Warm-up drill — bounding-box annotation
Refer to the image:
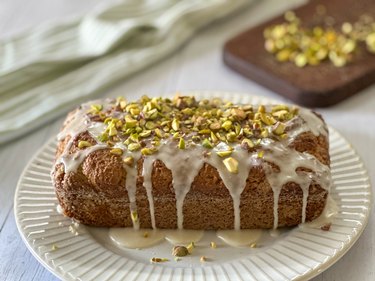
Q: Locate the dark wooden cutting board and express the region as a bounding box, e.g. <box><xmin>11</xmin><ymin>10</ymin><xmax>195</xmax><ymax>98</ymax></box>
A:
<box><xmin>223</xmin><ymin>0</ymin><xmax>375</xmax><ymax>107</ymax></box>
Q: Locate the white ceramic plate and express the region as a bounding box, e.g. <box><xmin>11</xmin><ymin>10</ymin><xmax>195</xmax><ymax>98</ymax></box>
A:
<box><xmin>15</xmin><ymin>92</ymin><xmax>371</xmax><ymax>281</ymax></box>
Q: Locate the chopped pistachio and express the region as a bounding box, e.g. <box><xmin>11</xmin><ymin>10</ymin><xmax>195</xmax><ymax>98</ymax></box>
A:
<box><xmin>226</xmin><ymin>132</ymin><xmax>237</xmax><ymax>142</ymax></box>
<box><xmin>172</xmin><ymin>118</ymin><xmax>180</xmax><ymax>131</ymax></box>
<box><xmin>130</xmin><ymin>133</ymin><xmax>139</xmax><ymax>142</ymax></box>
<box><xmin>210</xmin><ymin>131</ymin><xmax>219</xmax><ymax>143</ymax></box>
<box><xmin>124</xmin><ymin>115</ymin><xmax>137</xmax><ymax>128</ymax></box>
<box><xmin>199</xmin><ymin>129</ymin><xmax>211</xmax><ymax>135</ymax></box>
<box><xmin>172</xmin><ymin>246</ymin><xmax>189</xmax><ymax>257</ymax></box>
<box><xmin>128</xmin><ymin>143</ymin><xmax>141</xmax><ymax>151</ymax></box>
<box><xmin>280</xmin><ymin>133</ymin><xmax>288</xmax><ymax>139</ymax></box>
<box><xmin>295</xmin><ymin>53</ymin><xmax>307</xmax><ymax>67</ymax></box>
<box><xmin>106</xmin><ymin>140</ymin><xmax>115</xmax><ymax>147</ymax></box>
<box><xmin>78</xmin><ymin>140</ymin><xmax>92</xmax><ymax>149</ymax></box>
<box><xmin>151</xmin><ymin>139</ymin><xmax>161</xmax><ymax>146</ymax></box>
<box><xmin>178</xmin><ymin>137</ymin><xmax>186</xmax><ymax>149</ymax></box>
<box><xmin>139</xmin><ymin>130</ymin><xmax>151</xmax><ymax>138</ymax></box>
<box><xmin>123</xmin><ymin>156</ymin><xmax>134</xmax><ymax>166</ymax></box>
<box><xmin>182</xmin><ymin>108</ymin><xmax>194</xmax><ymax>115</ymax></box>
<box><xmin>143</xmin><ymin>232</ymin><xmax>149</xmax><ymax>238</ymax></box>
<box><xmin>250</xmin><ymin>243</ymin><xmax>257</xmax><ymax>248</ymax></box>
<box><xmin>200</xmin><ymin>256</ymin><xmax>207</xmax><ymax>263</ymax></box>
<box><xmin>130</xmin><ymin>108</ymin><xmax>140</xmax><ymax>116</ymax></box>
<box><xmin>272</xmin><ymin>110</ymin><xmax>289</xmax><ymax>120</ymax></box>
<box><xmin>110</xmin><ymin>148</ymin><xmax>123</xmax><ymax>155</ymax></box>
<box><xmin>120</xmin><ymin>100</ymin><xmax>127</xmax><ymax>109</ymax></box>
<box><xmin>202</xmin><ymin>139</ymin><xmax>213</xmax><ymax>149</ymax></box>
<box><xmin>209</xmin><ymin>122</ymin><xmax>221</xmax><ymax>131</ymax></box>
<box><xmin>258</xmin><ymin>105</ymin><xmax>266</xmax><ymax>113</ymax></box>
<box><xmin>210</xmin><ymin>242</ymin><xmax>217</xmax><ymax>249</ymax></box>
<box><xmin>261</xmin><ymin>129</ymin><xmax>269</xmax><ymax>138</ymax></box>
<box><xmin>51</xmin><ymin>244</ymin><xmax>58</xmax><ymax>251</ymax></box>
<box><xmin>243</xmin><ymin>128</ymin><xmax>253</xmax><ymax>137</ymax></box>
<box><xmin>223</xmin><ymin>157</ymin><xmax>239</xmax><ymax>174</ymax></box>
<box><xmin>260</xmin><ymin>113</ymin><xmax>276</xmax><ymax>125</ymax></box>
<box><xmin>150</xmin><ymin>257</ymin><xmax>169</xmax><ymax>263</ymax></box>
<box><xmin>145</xmin><ymin>121</ymin><xmax>156</xmax><ymax>130</ymax></box>
<box><xmin>216</xmin><ymin>150</ymin><xmax>232</xmax><ymax>157</ymax></box>
<box><xmin>131</xmin><ymin>211</ymin><xmax>138</xmax><ymax>223</ymax></box>
<box><xmin>258</xmin><ymin>151</ymin><xmax>264</xmax><ymax>158</ymax></box>
<box><xmin>173</xmin><ymin>132</ymin><xmax>180</xmax><ymax>139</ymax></box>
<box><xmin>90</xmin><ymin>104</ymin><xmax>103</xmax><ymax>112</ymax></box>
<box><xmin>221</xmin><ymin>120</ymin><xmax>232</xmax><ymax>131</ymax></box>
<box><xmin>141</xmin><ymin>147</ymin><xmax>157</xmax><ymax>155</ymax></box>
<box><xmin>108</xmin><ymin>126</ymin><xmax>117</xmax><ymax>137</ymax></box>
<box><xmin>241</xmin><ymin>138</ymin><xmax>254</xmax><ymax>149</ymax></box>
<box><xmin>231</xmin><ymin>108</ymin><xmax>246</xmax><ymax>120</ymax></box>
<box><xmin>192</xmin><ymin>135</ymin><xmax>201</xmax><ymax>143</ymax></box>
<box><xmin>272</xmin><ymin>122</ymin><xmax>286</xmax><ymax>135</ymax></box>
<box><xmin>234</xmin><ymin>123</ymin><xmax>241</xmax><ymax>135</ymax></box>
<box><xmin>186</xmin><ymin>242</ymin><xmax>195</xmax><ymax>254</ymax></box>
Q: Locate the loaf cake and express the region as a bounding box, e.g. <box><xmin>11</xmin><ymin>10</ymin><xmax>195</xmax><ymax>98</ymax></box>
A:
<box><xmin>51</xmin><ymin>95</ymin><xmax>331</xmax><ymax>230</ymax></box>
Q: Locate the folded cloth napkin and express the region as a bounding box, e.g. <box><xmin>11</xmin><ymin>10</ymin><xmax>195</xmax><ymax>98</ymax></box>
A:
<box><xmin>0</xmin><ymin>0</ymin><xmax>250</xmax><ymax>144</ymax></box>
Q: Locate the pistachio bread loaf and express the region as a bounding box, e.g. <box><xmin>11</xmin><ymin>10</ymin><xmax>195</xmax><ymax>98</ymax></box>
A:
<box><xmin>52</xmin><ymin>95</ymin><xmax>331</xmax><ymax>230</ymax></box>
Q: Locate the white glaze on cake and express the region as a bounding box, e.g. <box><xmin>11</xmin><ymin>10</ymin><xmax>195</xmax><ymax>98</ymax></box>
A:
<box><xmin>55</xmin><ymin>99</ymin><xmax>331</xmax><ymax>232</ymax></box>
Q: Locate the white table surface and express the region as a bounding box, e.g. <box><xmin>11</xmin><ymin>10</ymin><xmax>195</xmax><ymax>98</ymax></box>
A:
<box><xmin>0</xmin><ymin>0</ymin><xmax>374</xmax><ymax>280</ymax></box>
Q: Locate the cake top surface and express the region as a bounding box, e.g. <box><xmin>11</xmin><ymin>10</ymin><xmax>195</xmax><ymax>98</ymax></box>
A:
<box><xmin>58</xmin><ymin>95</ymin><xmax>326</xmax><ymax>173</ymax></box>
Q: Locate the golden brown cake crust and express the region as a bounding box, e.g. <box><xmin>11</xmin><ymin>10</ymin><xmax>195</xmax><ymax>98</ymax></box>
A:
<box><xmin>52</xmin><ymin>101</ymin><xmax>330</xmax><ymax>229</ymax></box>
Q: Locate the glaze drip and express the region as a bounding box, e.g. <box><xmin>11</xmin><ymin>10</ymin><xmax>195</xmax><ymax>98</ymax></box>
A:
<box><xmin>262</xmin><ymin>140</ymin><xmax>331</xmax><ymax>228</ymax></box>
<box><xmin>150</xmin><ymin>143</ymin><xmax>205</xmax><ymax>229</ymax></box>
<box><xmin>206</xmin><ymin>147</ymin><xmax>254</xmax><ymax>230</ymax></box>
<box><xmin>142</xmin><ymin>157</ymin><xmax>157</xmax><ymax>229</ymax></box>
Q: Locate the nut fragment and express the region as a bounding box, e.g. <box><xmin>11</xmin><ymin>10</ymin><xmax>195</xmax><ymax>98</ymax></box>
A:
<box><xmin>186</xmin><ymin>242</ymin><xmax>195</xmax><ymax>254</ymax></box>
<box><xmin>209</xmin><ymin>122</ymin><xmax>221</xmax><ymax>131</ymax></box>
<box><xmin>210</xmin><ymin>242</ymin><xmax>217</xmax><ymax>249</ymax></box>
<box><xmin>150</xmin><ymin>257</ymin><xmax>169</xmax><ymax>263</ymax></box>
<box><xmin>141</xmin><ymin>147</ymin><xmax>157</xmax><ymax>155</ymax></box>
<box><xmin>178</xmin><ymin>137</ymin><xmax>186</xmax><ymax>149</ymax></box>
<box><xmin>110</xmin><ymin>148</ymin><xmax>123</xmax><ymax>155</ymax></box>
<box><xmin>128</xmin><ymin>143</ymin><xmax>141</xmax><ymax>152</ymax></box>
<box><xmin>131</xmin><ymin>211</ymin><xmax>138</xmax><ymax>223</ymax></box>
<box><xmin>139</xmin><ymin>130</ymin><xmax>152</xmax><ymax>138</ymax></box>
<box><xmin>257</xmin><ymin>151</ymin><xmax>264</xmax><ymax>158</ymax></box>
<box><xmin>321</xmin><ymin>223</ymin><xmax>331</xmax><ymax>231</ymax></box>
<box><xmin>172</xmin><ymin>118</ymin><xmax>180</xmax><ymax>131</ymax></box>
<box><xmin>241</xmin><ymin>138</ymin><xmax>254</xmax><ymax>150</ymax></box>
<box><xmin>202</xmin><ymin>139</ymin><xmax>213</xmax><ymax>149</ymax></box>
<box><xmin>272</xmin><ymin>122</ymin><xmax>286</xmax><ymax>135</ymax></box>
<box><xmin>90</xmin><ymin>104</ymin><xmax>103</xmax><ymax>114</ymax></box>
<box><xmin>216</xmin><ymin>150</ymin><xmax>232</xmax><ymax>158</ymax></box>
<box><xmin>123</xmin><ymin>156</ymin><xmax>134</xmax><ymax>166</ymax></box>
<box><xmin>172</xmin><ymin>246</ymin><xmax>189</xmax><ymax>257</ymax></box>
<box><xmin>223</xmin><ymin>157</ymin><xmax>239</xmax><ymax>174</ymax></box>
<box><xmin>221</xmin><ymin>120</ymin><xmax>232</xmax><ymax>131</ymax></box>
<box><xmin>200</xmin><ymin>256</ymin><xmax>207</xmax><ymax>263</ymax></box>
<box><xmin>78</xmin><ymin>140</ymin><xmax>92</xmax><ymax>149</ymax></box>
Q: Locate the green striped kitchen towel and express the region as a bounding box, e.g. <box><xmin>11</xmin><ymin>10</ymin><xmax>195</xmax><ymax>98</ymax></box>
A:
<box><xmin>0</xmin><ymin>0</ymin><xmax>250</xmax><ymax>144</ymax></box>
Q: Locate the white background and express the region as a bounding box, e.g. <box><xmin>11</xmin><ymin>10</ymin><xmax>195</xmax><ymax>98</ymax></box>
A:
<box><xmin>0</xmin><ymin>0</ymin><xmax>374</xmax><ymax>280</ymax></box>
